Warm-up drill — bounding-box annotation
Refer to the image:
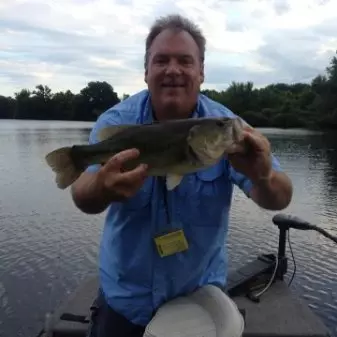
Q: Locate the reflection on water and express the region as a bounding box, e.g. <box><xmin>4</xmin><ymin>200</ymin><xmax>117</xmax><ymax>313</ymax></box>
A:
<box><xmin>0</xmin><ymin>120</ymin><xmax>336</xmax><ymax>337</ymax></box>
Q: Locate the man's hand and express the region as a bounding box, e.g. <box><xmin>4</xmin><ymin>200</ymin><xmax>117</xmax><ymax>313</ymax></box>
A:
<box><xmin>97</xmin><ymin>148</ymin><xmax>149</xmax><ymax>200</ymax></box>
<box><xmin>228</xmin><ymin>127</ymin><xmax>272</xmax><ymax>184</ymax></box>
<box><xmin>228</xmin><ymin>126</ymin><xmax>293</xmax><ymax>210</ymax></box>
<box><xmin>71</xmin><ymin>148</ymin><xmax>149</xmax><ymax>214</ymax></box>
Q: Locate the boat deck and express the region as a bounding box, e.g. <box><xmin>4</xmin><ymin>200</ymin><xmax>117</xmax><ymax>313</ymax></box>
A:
<box><xmin>43</xmin><ymin>273</ymin><xmax>331</xmax><ymax>337</ymax></box>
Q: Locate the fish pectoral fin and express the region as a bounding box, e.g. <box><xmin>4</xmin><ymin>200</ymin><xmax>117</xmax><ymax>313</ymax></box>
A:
<box><xmin>166</xmin><ymin>174</ymin><xmax>184</xmax><ymax>190</ymax></box>
<box><xmin>97</xmin><ymin>124</ymin><xmax>135</xmax><ymax>142</ymax></box>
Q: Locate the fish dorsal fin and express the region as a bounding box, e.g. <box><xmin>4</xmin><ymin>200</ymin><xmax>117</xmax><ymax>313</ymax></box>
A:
<box><xmin>97</xmin><ymin>124</ymin><xmax>134</xmax><ymax>142</ymax></box>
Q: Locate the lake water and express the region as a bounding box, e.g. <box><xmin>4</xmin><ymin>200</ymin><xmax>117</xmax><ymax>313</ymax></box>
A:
<box><xmin>0</xmin><ymin>120</ymin><xmax>336</xmax><ymax>337</ymax></box>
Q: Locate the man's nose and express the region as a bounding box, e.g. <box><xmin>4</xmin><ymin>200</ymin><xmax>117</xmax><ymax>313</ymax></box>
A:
<box><xmin>165</xmin><ymin>60</ymin><xmax>182</xmax><ymax>75</ymax></box>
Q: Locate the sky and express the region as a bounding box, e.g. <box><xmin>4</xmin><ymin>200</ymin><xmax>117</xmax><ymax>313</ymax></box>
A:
<box><xmin>0</xmin><ymin>0</ymin><xmax>336</xmax><ymax>98</ymax></box>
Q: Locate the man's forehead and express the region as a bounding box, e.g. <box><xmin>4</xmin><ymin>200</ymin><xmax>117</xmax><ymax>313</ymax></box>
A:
<box><xmin>149</xmin><ymin>29</ymin><xmax>199</xmax><ymax>56</ymax></box>
<box><xmin>152</xmin><ymin>50</ymin><xmax>195</xmax><ymax>58</ymax></box>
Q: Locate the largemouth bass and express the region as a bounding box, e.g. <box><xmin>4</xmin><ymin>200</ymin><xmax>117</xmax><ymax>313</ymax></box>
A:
<box><xmin>45</xmin><ymin>116</ymin><xmax>245</xmax><ymax>191</ymax></box>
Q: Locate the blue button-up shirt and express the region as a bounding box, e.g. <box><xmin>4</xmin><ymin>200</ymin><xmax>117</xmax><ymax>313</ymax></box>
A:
<box><xmin>86</xmin><ymin>89</ymin><xmax>282</xmax><ymax>326</ymax></box>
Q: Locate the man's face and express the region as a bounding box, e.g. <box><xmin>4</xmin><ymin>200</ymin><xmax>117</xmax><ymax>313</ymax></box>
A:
<box><xmin>145</xmin><ymin>29</ymin><xmax>204</xmax><ymax>118</ymax></box>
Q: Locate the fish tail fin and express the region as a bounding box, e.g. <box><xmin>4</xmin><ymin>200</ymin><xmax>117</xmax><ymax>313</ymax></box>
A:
<box><xmin>45</xmin><ymin>147</ymin><xmax>82</xmax><ymax>189</ymax></box>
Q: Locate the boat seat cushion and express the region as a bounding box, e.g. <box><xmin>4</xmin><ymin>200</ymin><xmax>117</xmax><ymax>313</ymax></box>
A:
<box><xmin>143</xmin><ymin>284</ymin><xmax>245</xmax><ymax>337</ymax></box>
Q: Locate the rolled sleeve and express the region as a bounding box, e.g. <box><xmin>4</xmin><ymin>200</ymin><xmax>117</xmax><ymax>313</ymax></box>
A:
<box><xmin>229</xmin><ymin>154</ymin><xmax>283</xmax><ymax>197</ymax></box>
<box><xmin>85</xmin><ymin>109</ymin><xmax>123</xmax><ymax>173</ymax></box>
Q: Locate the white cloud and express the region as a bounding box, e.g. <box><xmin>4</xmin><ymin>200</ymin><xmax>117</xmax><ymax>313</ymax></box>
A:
<box><xmin>0</xmin><ymin>0</ymin><xmax>336</xmax><ymax>98</ymax></box>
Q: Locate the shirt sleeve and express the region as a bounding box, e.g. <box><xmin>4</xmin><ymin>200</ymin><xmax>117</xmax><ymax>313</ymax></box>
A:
<box><xmin>85</xmin><ymin>109</ymin><xmax>123</xmax><ymax>173</ymax></box>
<box><xmin>229</xmin><ymin>154</ymin><xmax>283</xmax><ymax>197</ymax></box>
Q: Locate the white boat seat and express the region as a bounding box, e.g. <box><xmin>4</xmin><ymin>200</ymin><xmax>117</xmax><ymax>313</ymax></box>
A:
<box><xmin>143</xmin><ymin>284</ymin><xmax>245</xmax><ymax>337</ymax></box>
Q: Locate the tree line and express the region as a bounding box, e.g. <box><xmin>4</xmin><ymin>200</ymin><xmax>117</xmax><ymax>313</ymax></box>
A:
<box><xmin>0</xmin><ymin>51</ymin><xmax>336</xmax><ymax>129</ymax></box>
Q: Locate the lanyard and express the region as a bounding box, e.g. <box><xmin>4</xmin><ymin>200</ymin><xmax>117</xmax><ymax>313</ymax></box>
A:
<box><xmin>158</xmin><ymin>176</ymin><xmax>171</xmax><ymax>225</ymax></box>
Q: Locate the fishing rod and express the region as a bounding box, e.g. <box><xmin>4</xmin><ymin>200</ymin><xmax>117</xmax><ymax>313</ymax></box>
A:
<box><xmin>245</xmin><ymin>213</ymin><xmax>337</xmax><ymax>302</ymax></box>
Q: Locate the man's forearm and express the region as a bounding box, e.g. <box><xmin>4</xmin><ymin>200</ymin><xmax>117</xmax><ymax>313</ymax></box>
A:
<box><xmin>71</xmin><ymin>172</ymin><xmax>115</xmax><ymax>214</ymax></box>
<box><xmin>250</xmin><ymin>170</ymin><xmax>293</xmax><ymax>210</ymax></box>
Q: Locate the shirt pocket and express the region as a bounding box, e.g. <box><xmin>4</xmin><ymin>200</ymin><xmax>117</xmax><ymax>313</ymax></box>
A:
<box><xmin>177</xmin><ymin>161</ymin><xmax>233</xmax><ymax>227</ymax></box>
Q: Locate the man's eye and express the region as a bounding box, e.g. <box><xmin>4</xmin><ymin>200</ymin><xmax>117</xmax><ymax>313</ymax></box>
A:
<box><xmin>155</xmin><ymin>58</ymin><xmax>167</xmax><ymax>64</ymax></box>
<box><xmin>181</xmin><ymin>59</ymin><xmax>191</xmax><ymax>64</ymax></box>
<box><xmin>179</xmin><ymin>57</ymin><xmax>194</xmax><ymax>65</ymax></box>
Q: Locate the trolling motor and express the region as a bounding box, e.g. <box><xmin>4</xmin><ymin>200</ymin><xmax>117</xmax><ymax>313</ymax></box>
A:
<box><xmin>247</xmin><ymin>213</ymin><xmax>337</xmax><ymax>302</ymax></box>
<box><xmin>227</xmin><ymin>213</ymin><xmax>337</xmax><ymax>303</ymax></box>
<box><xmin>273</xmin><ymin>213</ymin><xmax>337</xmax><ymax>269</ymax></box>
<box><xmin>272</xmin><ymin>213</ymin><xmax>337</xmax><ymax>243</ymax></box>
<box><xmin>273</xmin><ymin>213</ymin><xmax>337</xmax><ymax>279</ymax></box>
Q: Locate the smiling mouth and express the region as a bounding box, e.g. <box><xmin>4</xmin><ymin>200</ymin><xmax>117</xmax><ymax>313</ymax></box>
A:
<box><xmin>161</xmin><ymin>84</ymin><xmax>185</xmax><ymax>88</ymax></box>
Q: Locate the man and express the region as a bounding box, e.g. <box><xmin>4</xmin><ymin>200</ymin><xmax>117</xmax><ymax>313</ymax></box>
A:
<box><xmin>71</xmin><ymin>14</ymin><xmax>293</xmax><ymax>337</ymax></box>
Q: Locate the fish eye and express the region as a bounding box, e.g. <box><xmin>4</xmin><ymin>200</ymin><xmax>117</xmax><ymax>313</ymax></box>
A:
<box><xmin>216</xmin><ymin>120</ymin><xmax>224</xmax><ymax>127</ymax></box>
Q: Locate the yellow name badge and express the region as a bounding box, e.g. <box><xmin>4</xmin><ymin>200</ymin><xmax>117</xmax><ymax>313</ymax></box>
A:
<box><xmin>154</xmin><ymin>229</ymin><xmax>189</xmax><ymax>257</ymax></box>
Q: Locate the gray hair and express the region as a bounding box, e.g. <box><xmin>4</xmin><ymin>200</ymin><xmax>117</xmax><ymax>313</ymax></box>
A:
<box><xmin>144</xmin><ymin>14</ymin><xmax>206</xmax><ymax>69</ymax></box>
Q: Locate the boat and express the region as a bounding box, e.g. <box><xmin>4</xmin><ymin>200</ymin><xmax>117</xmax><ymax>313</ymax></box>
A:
<box><xmin>36</xmin><ymin>213</ymin><xmax>336</xmax><ymax>337</ymax></box>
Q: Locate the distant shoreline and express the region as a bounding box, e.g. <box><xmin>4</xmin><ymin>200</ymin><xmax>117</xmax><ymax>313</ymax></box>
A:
<box><xmin>0</xmin><ymin>118</ymin><xmax>331</xmax><ymax>134</ymax></box>
<box><xmin>1</xmin><ymin>50</ymin><xmax>337</xmax><ymax>130</ymax></box>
